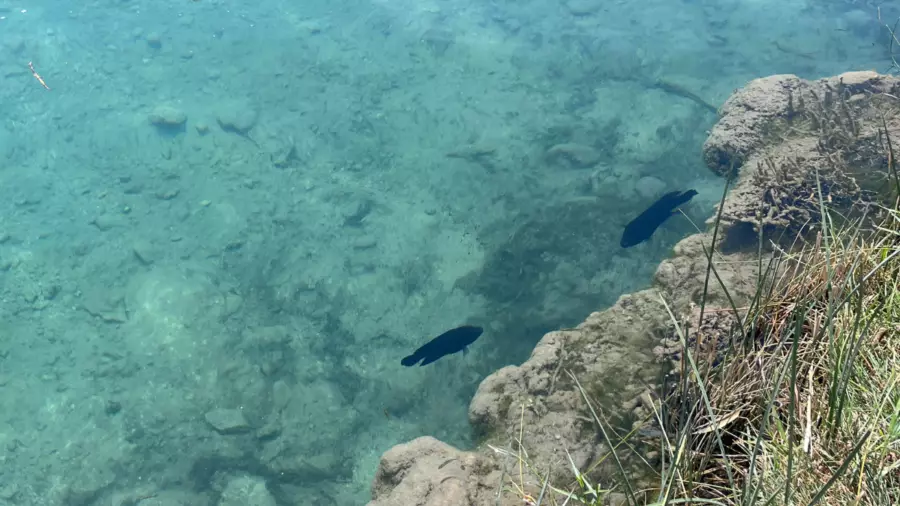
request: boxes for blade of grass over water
[698,168,734,330]
[568,371,638,506]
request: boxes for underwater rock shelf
[366,70,900,506]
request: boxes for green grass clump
[653,189,900,506]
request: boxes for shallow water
[0,0,889,504]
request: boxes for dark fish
[620,189,698,248]
[401,325,483,366]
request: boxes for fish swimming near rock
[620,189,698,248]
[401,325,483,366]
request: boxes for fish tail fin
[401,353,420,367]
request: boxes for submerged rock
[565,0,603,16]
[218,475,276,506]
[205,408,250,435]
[545,142,603,169]
[149,105,187,129]
[217,102,258,134]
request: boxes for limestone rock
[703,70,897,249]
[218,475,276,506]
[205,408,250,435]
[132,240,156,265]
[217,103,258,134]
[545,142,603,169]
[367,436,507,506]
[702,70,896,177]
[565,0,603,16]
[149,105,187,128]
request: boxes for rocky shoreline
[367,70,899,506]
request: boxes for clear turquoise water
[0,0,888,504]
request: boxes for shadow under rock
[457,198,698,374]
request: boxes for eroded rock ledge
[367,71,898,506]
